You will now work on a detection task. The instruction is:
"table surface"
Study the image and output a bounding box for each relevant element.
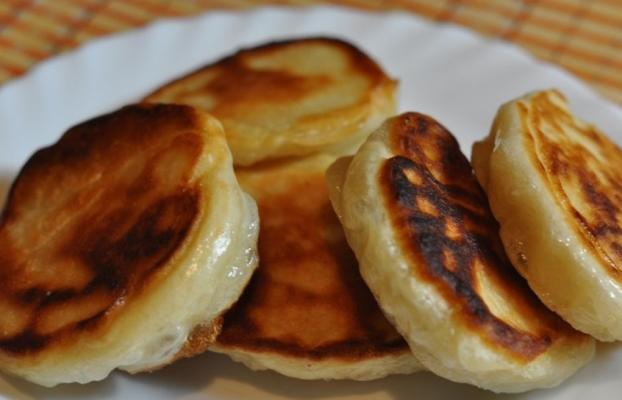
[0,0,621,107]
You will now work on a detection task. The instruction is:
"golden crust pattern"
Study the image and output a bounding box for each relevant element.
[0,105,204,355]
[519,91,622,276]
[217,160,409,360]
[380,112,582,361]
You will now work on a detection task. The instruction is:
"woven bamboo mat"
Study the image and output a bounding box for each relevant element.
[0,0,621,105]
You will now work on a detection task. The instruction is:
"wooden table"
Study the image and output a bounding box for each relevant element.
[0,0,621,105]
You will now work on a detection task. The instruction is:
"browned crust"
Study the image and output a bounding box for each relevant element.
[138,316,224,373]
[143,37,393,104]
[178,316,224,360]
[379,112,585,362]
[216,162,410,362]
[0,104,205,356]
[518,92,622,281]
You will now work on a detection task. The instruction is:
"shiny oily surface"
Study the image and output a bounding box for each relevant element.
[0,105,203,355]
[213,155,418,380]
[0,104,259,386]
[143,37,396,166]
[524,93,622,264]
[328,112,594,392]
[472,90,622,341]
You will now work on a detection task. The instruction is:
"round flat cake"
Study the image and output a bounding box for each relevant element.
[0,104,259,386]
[472,90,622,341]
[143,37,396,166]
[327,112,594,392]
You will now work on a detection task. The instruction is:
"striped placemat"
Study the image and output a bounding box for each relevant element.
[0,0,621,105]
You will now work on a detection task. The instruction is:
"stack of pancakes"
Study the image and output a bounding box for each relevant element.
[4,36,622,394]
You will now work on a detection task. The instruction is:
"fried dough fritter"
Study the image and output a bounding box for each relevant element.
[211,155,419,380]
[0,104,259,386]
[328,112,594,393]
[143,37,396,166]
[473,89,622,341]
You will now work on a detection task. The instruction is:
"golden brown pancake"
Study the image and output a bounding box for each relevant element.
[327,112,594,392]
[145,37,418,380]
[0,104,259,386]
[472,90,622,341]
[143,37,396,166]
[210,155,419,380]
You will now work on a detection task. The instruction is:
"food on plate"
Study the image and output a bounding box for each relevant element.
[143,37,396,166]
[327,112,595,392]
[472,89,622,341]
[0,104,259,386]
[145,37,420,380]
[214,154,419,380]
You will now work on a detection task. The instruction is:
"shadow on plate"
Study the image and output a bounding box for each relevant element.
[570,340,622,387]
[133,351,504,400]
[0,374,117,400]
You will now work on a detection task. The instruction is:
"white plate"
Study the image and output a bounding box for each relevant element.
[1,6,621,400]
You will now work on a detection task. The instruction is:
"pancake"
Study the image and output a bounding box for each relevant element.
[211,154,419,380]
[143,37,396,166]
[472,90,622,341]
[0,104,259,386]
[145,37,418,380]
[327,112,594,392]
